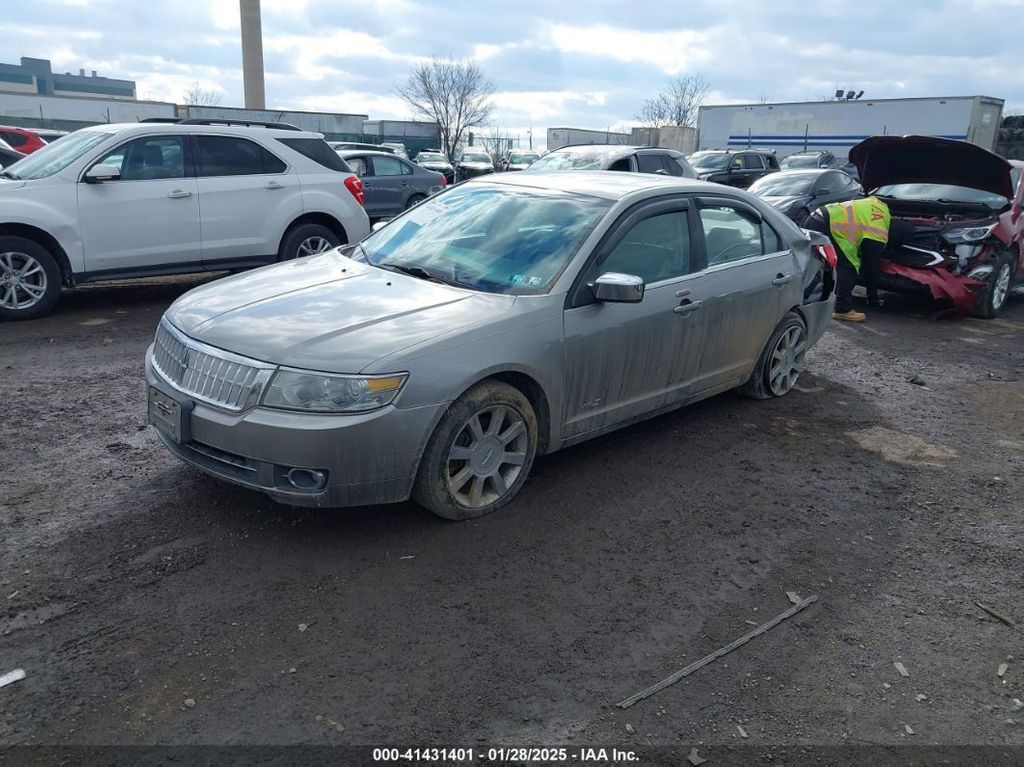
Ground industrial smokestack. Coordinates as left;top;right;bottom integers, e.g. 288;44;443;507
239;0;265;110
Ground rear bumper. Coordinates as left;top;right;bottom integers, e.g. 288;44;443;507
803;295;835;346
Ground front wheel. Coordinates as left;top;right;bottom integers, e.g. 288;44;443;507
0;237;62;321
974;254;1014;319
739;312;808;400
413;381;538;520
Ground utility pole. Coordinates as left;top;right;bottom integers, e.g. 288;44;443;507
239;0;266;110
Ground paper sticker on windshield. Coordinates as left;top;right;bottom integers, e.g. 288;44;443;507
525;275;544;286
509;273;526;284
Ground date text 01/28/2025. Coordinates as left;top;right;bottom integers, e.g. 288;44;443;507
371;747;639;763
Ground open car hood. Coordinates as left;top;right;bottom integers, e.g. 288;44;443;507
849;136;1012;199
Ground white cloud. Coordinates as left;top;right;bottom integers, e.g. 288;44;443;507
546;23;713;75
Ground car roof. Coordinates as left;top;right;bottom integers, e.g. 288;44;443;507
768;169;833;177
787;150;830;156
81;122;324;139
470;170;713;200
337;150;407;159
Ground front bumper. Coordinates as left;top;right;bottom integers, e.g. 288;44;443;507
146;347;443;507
877;262;985;315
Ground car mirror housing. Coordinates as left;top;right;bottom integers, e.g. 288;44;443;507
590;273;645;303
84;164;121;183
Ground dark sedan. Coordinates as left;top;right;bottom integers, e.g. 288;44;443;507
456;150;494;181
748;169;861;225
337;150;446;221
414;151;455;183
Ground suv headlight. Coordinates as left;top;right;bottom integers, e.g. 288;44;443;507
943;223;996;244
261;370;407;413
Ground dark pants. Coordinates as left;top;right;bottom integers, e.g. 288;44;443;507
805;210;881;313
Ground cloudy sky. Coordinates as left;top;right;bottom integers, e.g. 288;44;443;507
4;0;1022;147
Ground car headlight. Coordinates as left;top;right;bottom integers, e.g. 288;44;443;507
943;223;996;244
261;370;407;413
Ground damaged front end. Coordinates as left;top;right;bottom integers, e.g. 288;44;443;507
878;211;1001;315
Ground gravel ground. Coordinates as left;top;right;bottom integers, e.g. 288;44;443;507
1;276;1022;759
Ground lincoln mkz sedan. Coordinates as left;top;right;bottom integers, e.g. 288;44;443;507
147;172;837;519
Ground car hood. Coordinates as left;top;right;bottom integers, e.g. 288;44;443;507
849;136;1012;198
420;162;452;171
164;252;514;374
458;162;493;169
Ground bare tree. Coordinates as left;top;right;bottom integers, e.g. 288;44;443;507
182;82;222;106
636;73;710;128
478;125;515;164
396;57;494;162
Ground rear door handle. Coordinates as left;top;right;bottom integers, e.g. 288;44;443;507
167;189;192;199
265;181;285;190
673;299;704;315
772;274;793;286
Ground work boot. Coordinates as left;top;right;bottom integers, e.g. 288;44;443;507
833;309;866;322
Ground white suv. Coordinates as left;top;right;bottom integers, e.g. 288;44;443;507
0;120;370;320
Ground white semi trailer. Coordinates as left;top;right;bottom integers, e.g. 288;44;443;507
697;96;1004;161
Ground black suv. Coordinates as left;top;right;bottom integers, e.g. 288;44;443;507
688;149;779;188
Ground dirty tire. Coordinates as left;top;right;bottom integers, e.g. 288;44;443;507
278;223;342;262
413;381;538;521
740;311;808;400
974;252;1014;319
405;193;426;211
0;236;62;321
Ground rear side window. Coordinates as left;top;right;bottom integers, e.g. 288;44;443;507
196;135;286;176
278;137;350;172
636;153;665;174
370;156;407;177
742;154;764;170
0;130;28;148
765;154;780;170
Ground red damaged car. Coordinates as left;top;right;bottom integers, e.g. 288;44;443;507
849;136;1023;318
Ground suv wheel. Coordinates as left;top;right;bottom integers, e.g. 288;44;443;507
279;224;342;262
413;381;538;520
0;236;62;321
975;253;1014;319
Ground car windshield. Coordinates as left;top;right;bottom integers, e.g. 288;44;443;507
875;183;1007;209
356;184;611;295
461;153;490;163
418;153;446;163
509;153;539;164
3;130;111;180
528;150;614;171
749;173;816;196
781;155;820;169
689;152;730;170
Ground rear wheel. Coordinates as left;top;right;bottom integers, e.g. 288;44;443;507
0;237;62;321
413;381;538;520
740;312;808;400
405;193;426;211
974;253;1014;318
278;223;342;262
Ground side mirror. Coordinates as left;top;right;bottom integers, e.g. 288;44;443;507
590;273;645;303
85;164;121;183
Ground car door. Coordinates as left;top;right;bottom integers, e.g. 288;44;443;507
739;153;767;188
192;133;300;265
562;198;704;439
76;134;201;274
368;155;412;214
688;197;801;391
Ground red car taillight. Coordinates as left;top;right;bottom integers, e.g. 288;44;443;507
814;242;838;270
440;174;447;187
344;176;365;205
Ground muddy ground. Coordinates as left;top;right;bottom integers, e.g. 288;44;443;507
1;276;1022;759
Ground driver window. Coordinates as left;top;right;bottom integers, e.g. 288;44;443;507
593;211;690;284
700;206;765;266
97;136;185;181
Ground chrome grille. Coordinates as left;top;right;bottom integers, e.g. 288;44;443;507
152;319;274;411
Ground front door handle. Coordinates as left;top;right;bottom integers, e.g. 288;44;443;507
167;189;192;199
772;274;793;286
265;181;285;190
673;299;704;315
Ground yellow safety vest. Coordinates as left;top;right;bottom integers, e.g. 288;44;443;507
826;197;891;272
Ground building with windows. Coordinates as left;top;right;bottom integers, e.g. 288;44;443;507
0;57;136;100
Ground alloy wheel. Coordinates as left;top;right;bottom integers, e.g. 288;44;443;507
769;324;807;396
0;251;48;311
445;404;529;509
296;236;334;257
992;262;1011;311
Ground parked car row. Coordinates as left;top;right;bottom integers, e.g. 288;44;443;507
336;149;445;221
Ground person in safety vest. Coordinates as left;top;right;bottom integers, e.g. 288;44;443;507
804;196;910;322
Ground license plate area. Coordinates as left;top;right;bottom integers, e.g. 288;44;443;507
148;386;192;444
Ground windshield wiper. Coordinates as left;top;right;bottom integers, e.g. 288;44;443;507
378;261;468;289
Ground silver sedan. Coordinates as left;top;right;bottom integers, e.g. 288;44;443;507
147;172;836;519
